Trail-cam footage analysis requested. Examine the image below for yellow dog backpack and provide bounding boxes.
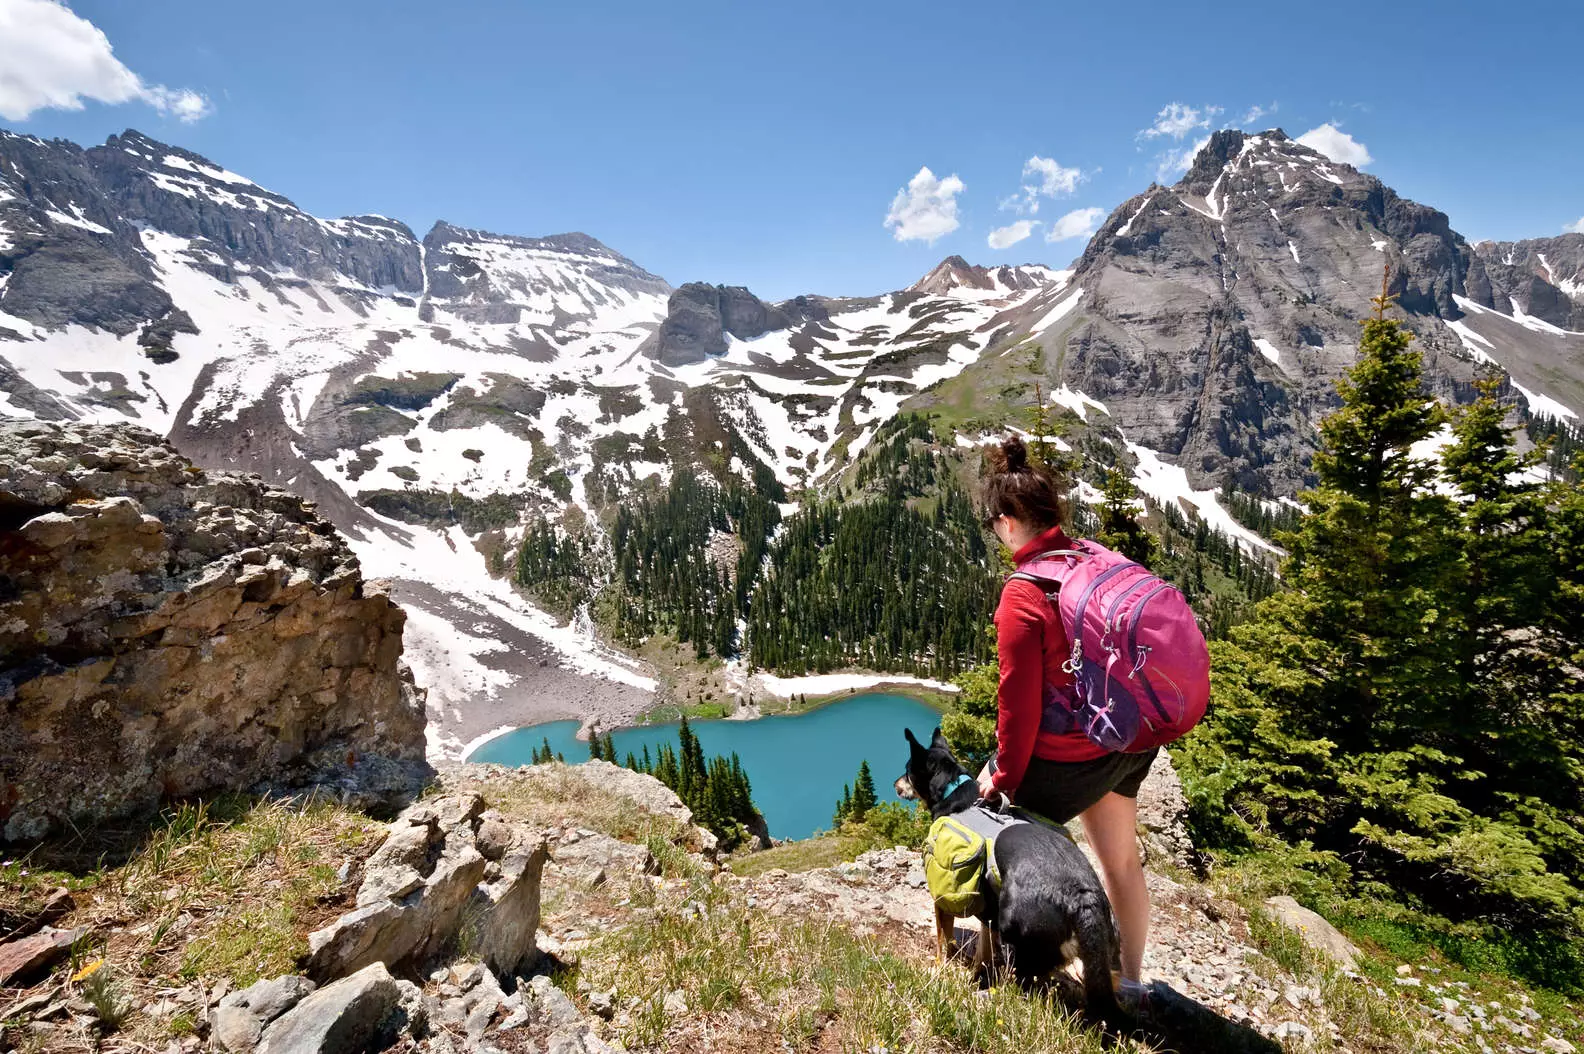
[924,794,1073,915]
[925,813,994,915]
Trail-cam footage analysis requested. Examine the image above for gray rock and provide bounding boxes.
[587,990,616,1020]
[528,975,583,1029]
[210,1005,265,1052]
[1136,751,1195,869]
[256,962,404,1054]
[218,974,316,1024]
[1272,1021,1314,1043]
[548,1030,621,1054]
[306,840,487,980]
[1263,896,1360,968]
[469,835,550,976]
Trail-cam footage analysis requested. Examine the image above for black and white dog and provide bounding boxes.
[896,728,1284,1053]
[895,727,1122,1021]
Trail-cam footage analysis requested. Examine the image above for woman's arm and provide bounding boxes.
[989,578,1047,797]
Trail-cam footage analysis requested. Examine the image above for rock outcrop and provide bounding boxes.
[642,282,811,367]
[0,421,428,841]
[306,792,549,981]
[1468,232,1584,331]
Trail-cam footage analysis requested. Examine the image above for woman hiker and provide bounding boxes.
[976,434,1157,982]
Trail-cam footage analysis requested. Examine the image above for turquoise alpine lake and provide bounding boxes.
[468,692,944,840]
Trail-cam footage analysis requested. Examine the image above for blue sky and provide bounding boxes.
[3,0,1581,300]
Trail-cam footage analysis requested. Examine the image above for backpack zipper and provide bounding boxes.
[1126,581,1175,724]
[1102,571,1157,647]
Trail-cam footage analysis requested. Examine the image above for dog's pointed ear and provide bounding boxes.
[931,727,947,748]
[904,728,920,747]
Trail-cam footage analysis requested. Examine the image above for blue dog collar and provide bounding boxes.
[942,773,974,798]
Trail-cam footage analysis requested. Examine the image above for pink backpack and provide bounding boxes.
[1011,541,1210,753]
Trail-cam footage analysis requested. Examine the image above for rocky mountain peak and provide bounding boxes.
[419,221,670,326]
[910,255,1057,298]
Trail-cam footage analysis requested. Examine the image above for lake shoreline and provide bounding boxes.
[465,692,948,840]
[460,679,957,762]
[592,673,956,743]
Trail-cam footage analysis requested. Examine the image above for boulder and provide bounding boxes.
[1263,896,1361,968]
[255,963,404,1054]
[470,836,550,976]
[0,422,429,842]
[0,927,80,986]
[1136,751,1196,870]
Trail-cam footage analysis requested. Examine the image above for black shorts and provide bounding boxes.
[999,748,1159,825]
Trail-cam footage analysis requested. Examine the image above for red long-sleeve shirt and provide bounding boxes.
[990,525,1105,797]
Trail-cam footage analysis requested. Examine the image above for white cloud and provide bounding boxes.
[1296,123,1372,167]
[1023,156,1081,198]
[1002,155,1084,215]
[0,0,213,122]
[1140,102,1219,139]
[1045,207,1106,243]
[1564,217,1584,235]
[884,166,965,244]
[1155,135,1211,182]
[144,85,214,123]
[1240,102,1277,126]
[987,219,1038,250]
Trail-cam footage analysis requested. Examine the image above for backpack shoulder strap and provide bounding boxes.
[1009,548,1086,589]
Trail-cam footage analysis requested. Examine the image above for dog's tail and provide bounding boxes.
[1074,891,1125,1030]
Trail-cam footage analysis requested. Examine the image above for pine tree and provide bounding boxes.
[834,784,852,827]
[851,760,878,821]
[1095,467,1159,565]
[1175,280,1489,916]
[587,734,602,761]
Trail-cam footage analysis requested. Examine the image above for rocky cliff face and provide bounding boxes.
[1468,233,1584,332]
[639,282,836,367]
[0,420,428,842]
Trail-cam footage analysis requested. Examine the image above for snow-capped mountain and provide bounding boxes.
[3,126,1580,751]
[903,129,1583,498]
[0,127,1072,753]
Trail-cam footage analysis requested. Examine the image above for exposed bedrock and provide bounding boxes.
[0,420,429,842]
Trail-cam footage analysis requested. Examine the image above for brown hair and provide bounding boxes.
[982,435,1067,531]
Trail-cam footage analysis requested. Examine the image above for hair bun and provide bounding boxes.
[1000,434,1029,472]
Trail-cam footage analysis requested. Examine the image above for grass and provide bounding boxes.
[727,832,879,879]
[456,761,703,852]
[581,877,1150,1053]
[0,794,383,1047]
[1222,857,1584,1053]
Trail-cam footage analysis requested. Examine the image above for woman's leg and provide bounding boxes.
[1079,791,1149,981]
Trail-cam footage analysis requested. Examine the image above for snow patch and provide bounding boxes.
[1050,385,1109,421]
[1126,441,1279,555]
[1510,379,1578,421]
[1253,338,1282,364]
[1031,288,1084,333]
